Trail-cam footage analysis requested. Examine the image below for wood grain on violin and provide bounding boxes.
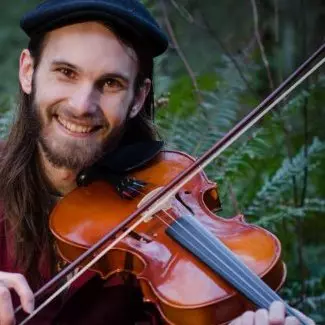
[50,151,286,325]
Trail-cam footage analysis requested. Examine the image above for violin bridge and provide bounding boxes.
[137,186,172,223]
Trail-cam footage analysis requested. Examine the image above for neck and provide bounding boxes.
[38,148,78,196]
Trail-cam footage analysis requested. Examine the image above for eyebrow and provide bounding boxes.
[52,60,78,71]
[51,60,131,84]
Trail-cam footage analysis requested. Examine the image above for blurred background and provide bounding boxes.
[0,0,324,322]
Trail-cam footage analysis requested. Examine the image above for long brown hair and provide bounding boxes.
[0,24,157,287]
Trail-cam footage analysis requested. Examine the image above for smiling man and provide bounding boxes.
[0,0,316,324]
[20,21,152,194]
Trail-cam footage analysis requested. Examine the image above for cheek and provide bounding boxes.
[34,77,63,117]
[103,108,127,129]
[101,93,133,127]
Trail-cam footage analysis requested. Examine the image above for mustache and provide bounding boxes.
[53,106,107,126]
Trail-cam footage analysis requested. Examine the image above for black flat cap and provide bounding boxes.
[20,0,169,57]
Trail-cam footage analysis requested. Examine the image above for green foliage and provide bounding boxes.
[0,0,39,138]
[0,0,324,322]
[0,95,14,138]
[156,34,325,323]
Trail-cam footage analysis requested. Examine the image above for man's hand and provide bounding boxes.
[0,271,34,325]
[229,301,315,325]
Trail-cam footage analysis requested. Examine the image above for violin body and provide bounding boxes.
[50,150,286,325]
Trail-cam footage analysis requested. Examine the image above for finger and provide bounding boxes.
[284,316,300,325]
[269,301,286,324]
[229,316,242,325]
[1,273,34,314]
[241,311,255,325]
[255,308,268,325]
[0,284,15,325]
[291,308,315,325]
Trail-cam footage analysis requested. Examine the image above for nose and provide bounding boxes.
[69,83,98,116]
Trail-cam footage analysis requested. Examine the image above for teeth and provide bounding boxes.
[57,117,94,133]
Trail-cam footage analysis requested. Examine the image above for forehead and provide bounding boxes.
[40,22,138,77]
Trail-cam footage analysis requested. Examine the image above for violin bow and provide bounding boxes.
[17,42,325,325]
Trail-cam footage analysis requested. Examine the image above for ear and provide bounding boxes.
[129,78,152,119]
[19,49,34,95]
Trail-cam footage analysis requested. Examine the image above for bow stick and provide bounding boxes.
[17,41,325,325]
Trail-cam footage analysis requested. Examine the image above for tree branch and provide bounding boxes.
[198,10,258,98]
[170,0,258,98]
[250,0,275,91]
[159,0,203,104]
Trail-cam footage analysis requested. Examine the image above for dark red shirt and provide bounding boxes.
[0,200,160,325]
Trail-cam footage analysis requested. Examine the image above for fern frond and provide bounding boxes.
[245,137,325,216]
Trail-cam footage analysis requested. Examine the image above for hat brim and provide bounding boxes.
[20,1,168,57]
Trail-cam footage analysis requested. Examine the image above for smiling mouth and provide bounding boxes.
[56,116,102,134]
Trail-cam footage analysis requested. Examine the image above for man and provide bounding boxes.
[0,0,315,324]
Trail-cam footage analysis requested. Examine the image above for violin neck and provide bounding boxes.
[166,215,307,324]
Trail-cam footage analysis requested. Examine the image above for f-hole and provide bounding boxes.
[175,192,194,215]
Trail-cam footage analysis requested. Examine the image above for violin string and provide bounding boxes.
[157,208,307,321]
[127,183,303,316]
[145,209,305,319]
[99,184,289,312]
[136,188,304,320]
[122,176,288,308]
[112,183,280,311]
[156,209,276,307]
[156,209,306,320]
[146,197,303,321]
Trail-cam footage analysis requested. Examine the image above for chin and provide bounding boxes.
[40,134,104,170]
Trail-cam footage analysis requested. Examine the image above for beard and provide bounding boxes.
[29,95,130,171]
[39,130,106,171]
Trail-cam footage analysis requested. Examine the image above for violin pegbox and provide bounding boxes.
[77,167,148,200]
[116,176,147,200]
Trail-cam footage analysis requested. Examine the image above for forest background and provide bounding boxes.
[0,0,324,322]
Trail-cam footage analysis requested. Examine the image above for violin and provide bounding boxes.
[49,149,286,324]
[16,41,325,325]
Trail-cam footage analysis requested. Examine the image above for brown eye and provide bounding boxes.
[103,79,123,91]
[58,68,76,79]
